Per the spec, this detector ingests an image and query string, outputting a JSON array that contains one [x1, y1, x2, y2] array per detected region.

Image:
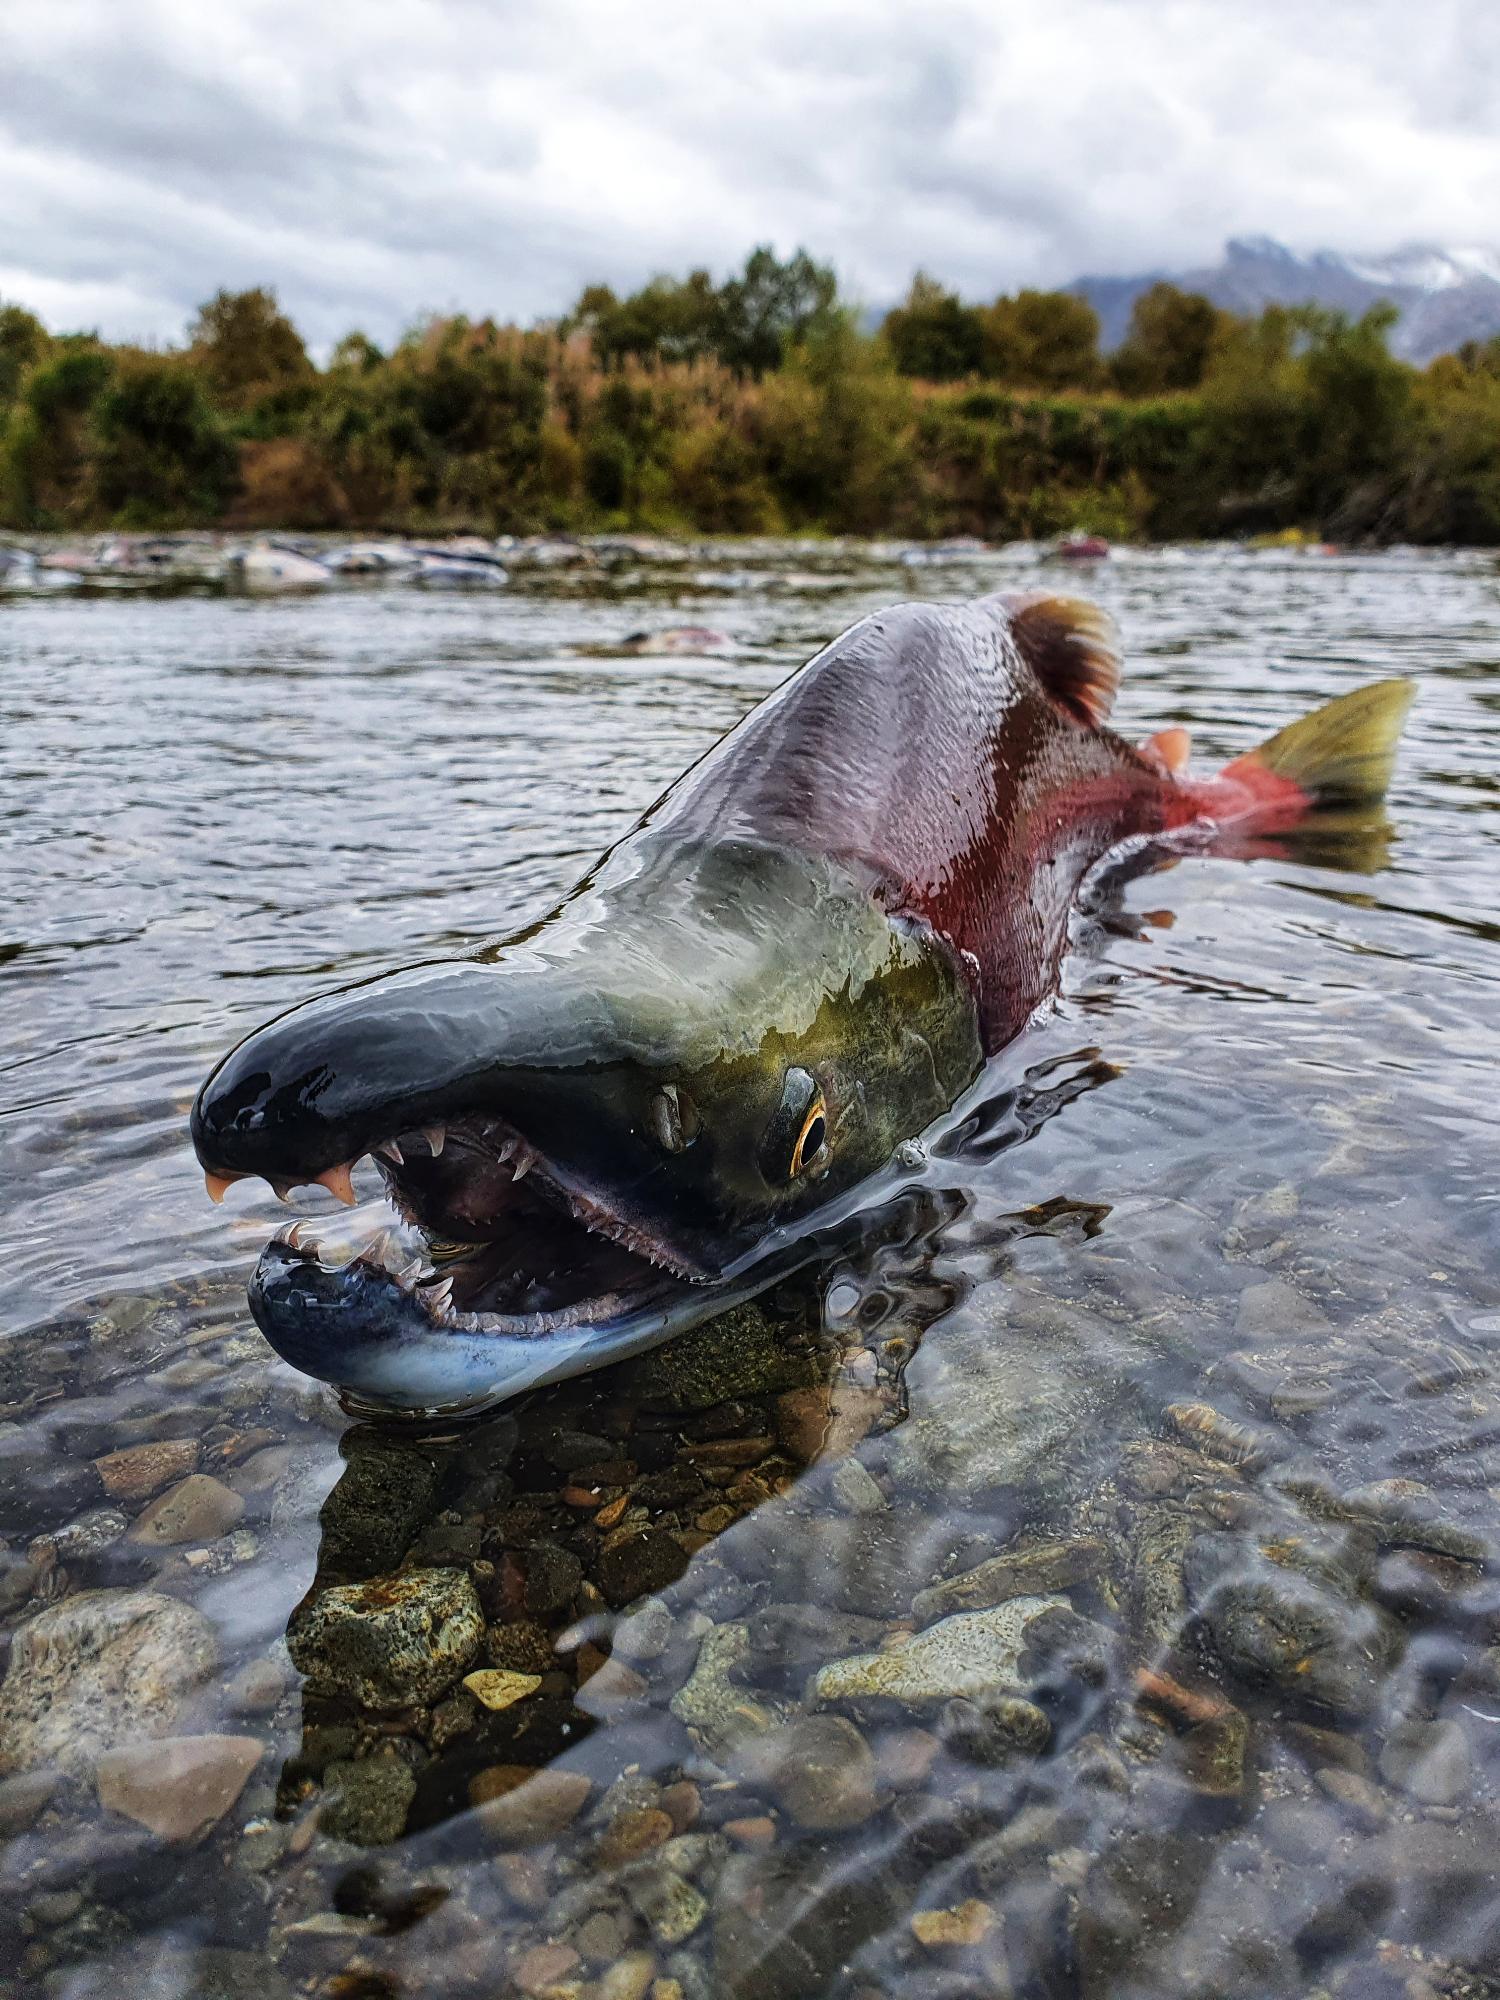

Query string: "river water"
[[2, 541, 1499, 2000]]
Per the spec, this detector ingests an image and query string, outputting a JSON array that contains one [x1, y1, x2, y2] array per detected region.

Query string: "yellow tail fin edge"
[[1241, 678, 1416, 807]]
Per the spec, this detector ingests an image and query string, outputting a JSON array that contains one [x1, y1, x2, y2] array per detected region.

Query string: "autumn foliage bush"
[[4, 250, 1500, 542]]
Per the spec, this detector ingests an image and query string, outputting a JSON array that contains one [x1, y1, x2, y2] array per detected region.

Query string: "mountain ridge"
[[1071, 237, 1500, 362]]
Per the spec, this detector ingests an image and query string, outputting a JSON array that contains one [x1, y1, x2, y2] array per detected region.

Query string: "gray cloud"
[[2, 0, 1498, 351]]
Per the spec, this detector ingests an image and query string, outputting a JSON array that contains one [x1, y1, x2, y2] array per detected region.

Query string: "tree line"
[[4, 245, 1500, 543]]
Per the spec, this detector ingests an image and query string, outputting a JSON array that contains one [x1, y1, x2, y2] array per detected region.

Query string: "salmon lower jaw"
[[233, 1111, 697, 1340]]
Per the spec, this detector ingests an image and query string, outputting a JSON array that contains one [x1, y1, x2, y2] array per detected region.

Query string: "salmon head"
[[191, 835, 983, 1411]]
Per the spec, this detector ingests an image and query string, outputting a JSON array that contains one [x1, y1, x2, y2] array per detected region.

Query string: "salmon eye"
[[791, 1101, 828, 1177], [762, 1067, 830, 1183]]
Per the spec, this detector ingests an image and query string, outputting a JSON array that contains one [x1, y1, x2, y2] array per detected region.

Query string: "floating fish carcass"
[[410, 546, 509, 588], [324, 541, 422, 577], [236, 541, 335, 591], [617, 625, 734, 656], [1053, 532, 1112, 561]]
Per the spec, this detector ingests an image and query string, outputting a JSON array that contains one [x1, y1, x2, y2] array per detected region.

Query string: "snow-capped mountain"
[[1073, 237, 1500, 362]]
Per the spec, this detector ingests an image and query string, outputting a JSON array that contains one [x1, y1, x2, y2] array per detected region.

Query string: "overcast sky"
[[4, 0, 1498, 352]]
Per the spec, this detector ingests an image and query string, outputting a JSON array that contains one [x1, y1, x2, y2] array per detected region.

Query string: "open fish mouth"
[[204, 1111, 702, 1406]]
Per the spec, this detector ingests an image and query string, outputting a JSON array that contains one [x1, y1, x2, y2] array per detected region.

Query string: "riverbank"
[[6, 278, 1500, 547]]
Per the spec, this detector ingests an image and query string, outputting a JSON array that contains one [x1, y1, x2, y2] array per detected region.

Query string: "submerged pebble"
[[470, 1766, 592, 1845], [1185, 1533, 1402, 1715], [810, 1596, 1069, 1711], [128, 1473, 246, 1546], [93, 1438, 200, 1502], [884, 1338, 1105, 1503], [732, 1714, 881, 1828], [27, 1505, 129, 1565], [913, 1535, 1108, 1623], [319, 1754, 418, 1844], [940, 1691, 1052, 1764], [463, 1668, 543, 1711], [1377, 1718, 1472, 1805], [0, 1588, 216, 1775], [95, 1733, 263, 1842], [671, 1621, 784, 1755]]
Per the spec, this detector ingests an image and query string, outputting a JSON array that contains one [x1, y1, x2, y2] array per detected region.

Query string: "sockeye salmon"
[[191, 593, 1414, 1411]]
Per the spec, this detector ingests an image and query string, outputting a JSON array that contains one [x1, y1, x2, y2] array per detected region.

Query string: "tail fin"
[[1224, 678, 1416, 808]]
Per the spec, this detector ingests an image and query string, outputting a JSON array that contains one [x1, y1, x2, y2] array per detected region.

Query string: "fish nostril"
[[650, 1084, 699, 1153]]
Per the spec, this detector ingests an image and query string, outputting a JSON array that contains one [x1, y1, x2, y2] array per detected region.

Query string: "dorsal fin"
[[997, 591, 1122, 729]]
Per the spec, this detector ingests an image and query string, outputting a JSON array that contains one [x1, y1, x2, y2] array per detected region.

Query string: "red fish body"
[[630, 592, 1365, 1055]]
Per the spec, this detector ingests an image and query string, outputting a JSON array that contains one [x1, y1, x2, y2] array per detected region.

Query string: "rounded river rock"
[[0, 1588, 218, 1775]]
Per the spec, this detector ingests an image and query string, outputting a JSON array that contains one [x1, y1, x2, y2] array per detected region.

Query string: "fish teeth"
[[423, 1126, 446, 1157], [426, 1276, 454, 1315], [376, 1138, 404, 1165], [316, 1162, 359, 1207], [512, 1153, 532, 1181]]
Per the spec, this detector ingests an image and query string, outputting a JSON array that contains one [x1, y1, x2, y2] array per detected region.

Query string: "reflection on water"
[[2, 540, 1500, 1999]]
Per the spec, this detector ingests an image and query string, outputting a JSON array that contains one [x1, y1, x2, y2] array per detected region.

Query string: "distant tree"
[[1292, 303, 1411, 528], [981, 290, 1101, 390], [1111, 284, 1232, 394], [91, 353, 239, 521], [572, 270, 721, 366], [187, 287, 313, 407], [329, 331, 385, 374], [0, 303, 48, 402], [568, 249, 840, 376], [712, 246, 841, 375], [1, 339, 114, 523], [883, 273, 986, 381]]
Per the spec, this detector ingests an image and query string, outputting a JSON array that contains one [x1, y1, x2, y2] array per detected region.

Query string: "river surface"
[[2, 540, 1499, 2000]]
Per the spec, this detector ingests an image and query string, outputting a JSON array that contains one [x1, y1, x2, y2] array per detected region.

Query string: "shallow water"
[[2, 540, 1500, 2000]]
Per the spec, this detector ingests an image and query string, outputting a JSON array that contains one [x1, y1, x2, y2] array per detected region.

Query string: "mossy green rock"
[[626, 1301, 821, 1412], [288, 1567, 483, 1711], [316, 1436, 446, 1578], [320, 1755, 417, 1844]]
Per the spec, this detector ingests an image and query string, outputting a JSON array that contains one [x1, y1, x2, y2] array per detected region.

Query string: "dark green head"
[[192, 838, 982, 1409]]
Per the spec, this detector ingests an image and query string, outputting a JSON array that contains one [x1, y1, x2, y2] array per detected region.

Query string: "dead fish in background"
[[618, 625, 733, 655], [192, 591, 1414, 1411]]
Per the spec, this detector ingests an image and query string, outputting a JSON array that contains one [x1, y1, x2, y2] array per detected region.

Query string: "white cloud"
[[3, 0, 1498, 350]]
